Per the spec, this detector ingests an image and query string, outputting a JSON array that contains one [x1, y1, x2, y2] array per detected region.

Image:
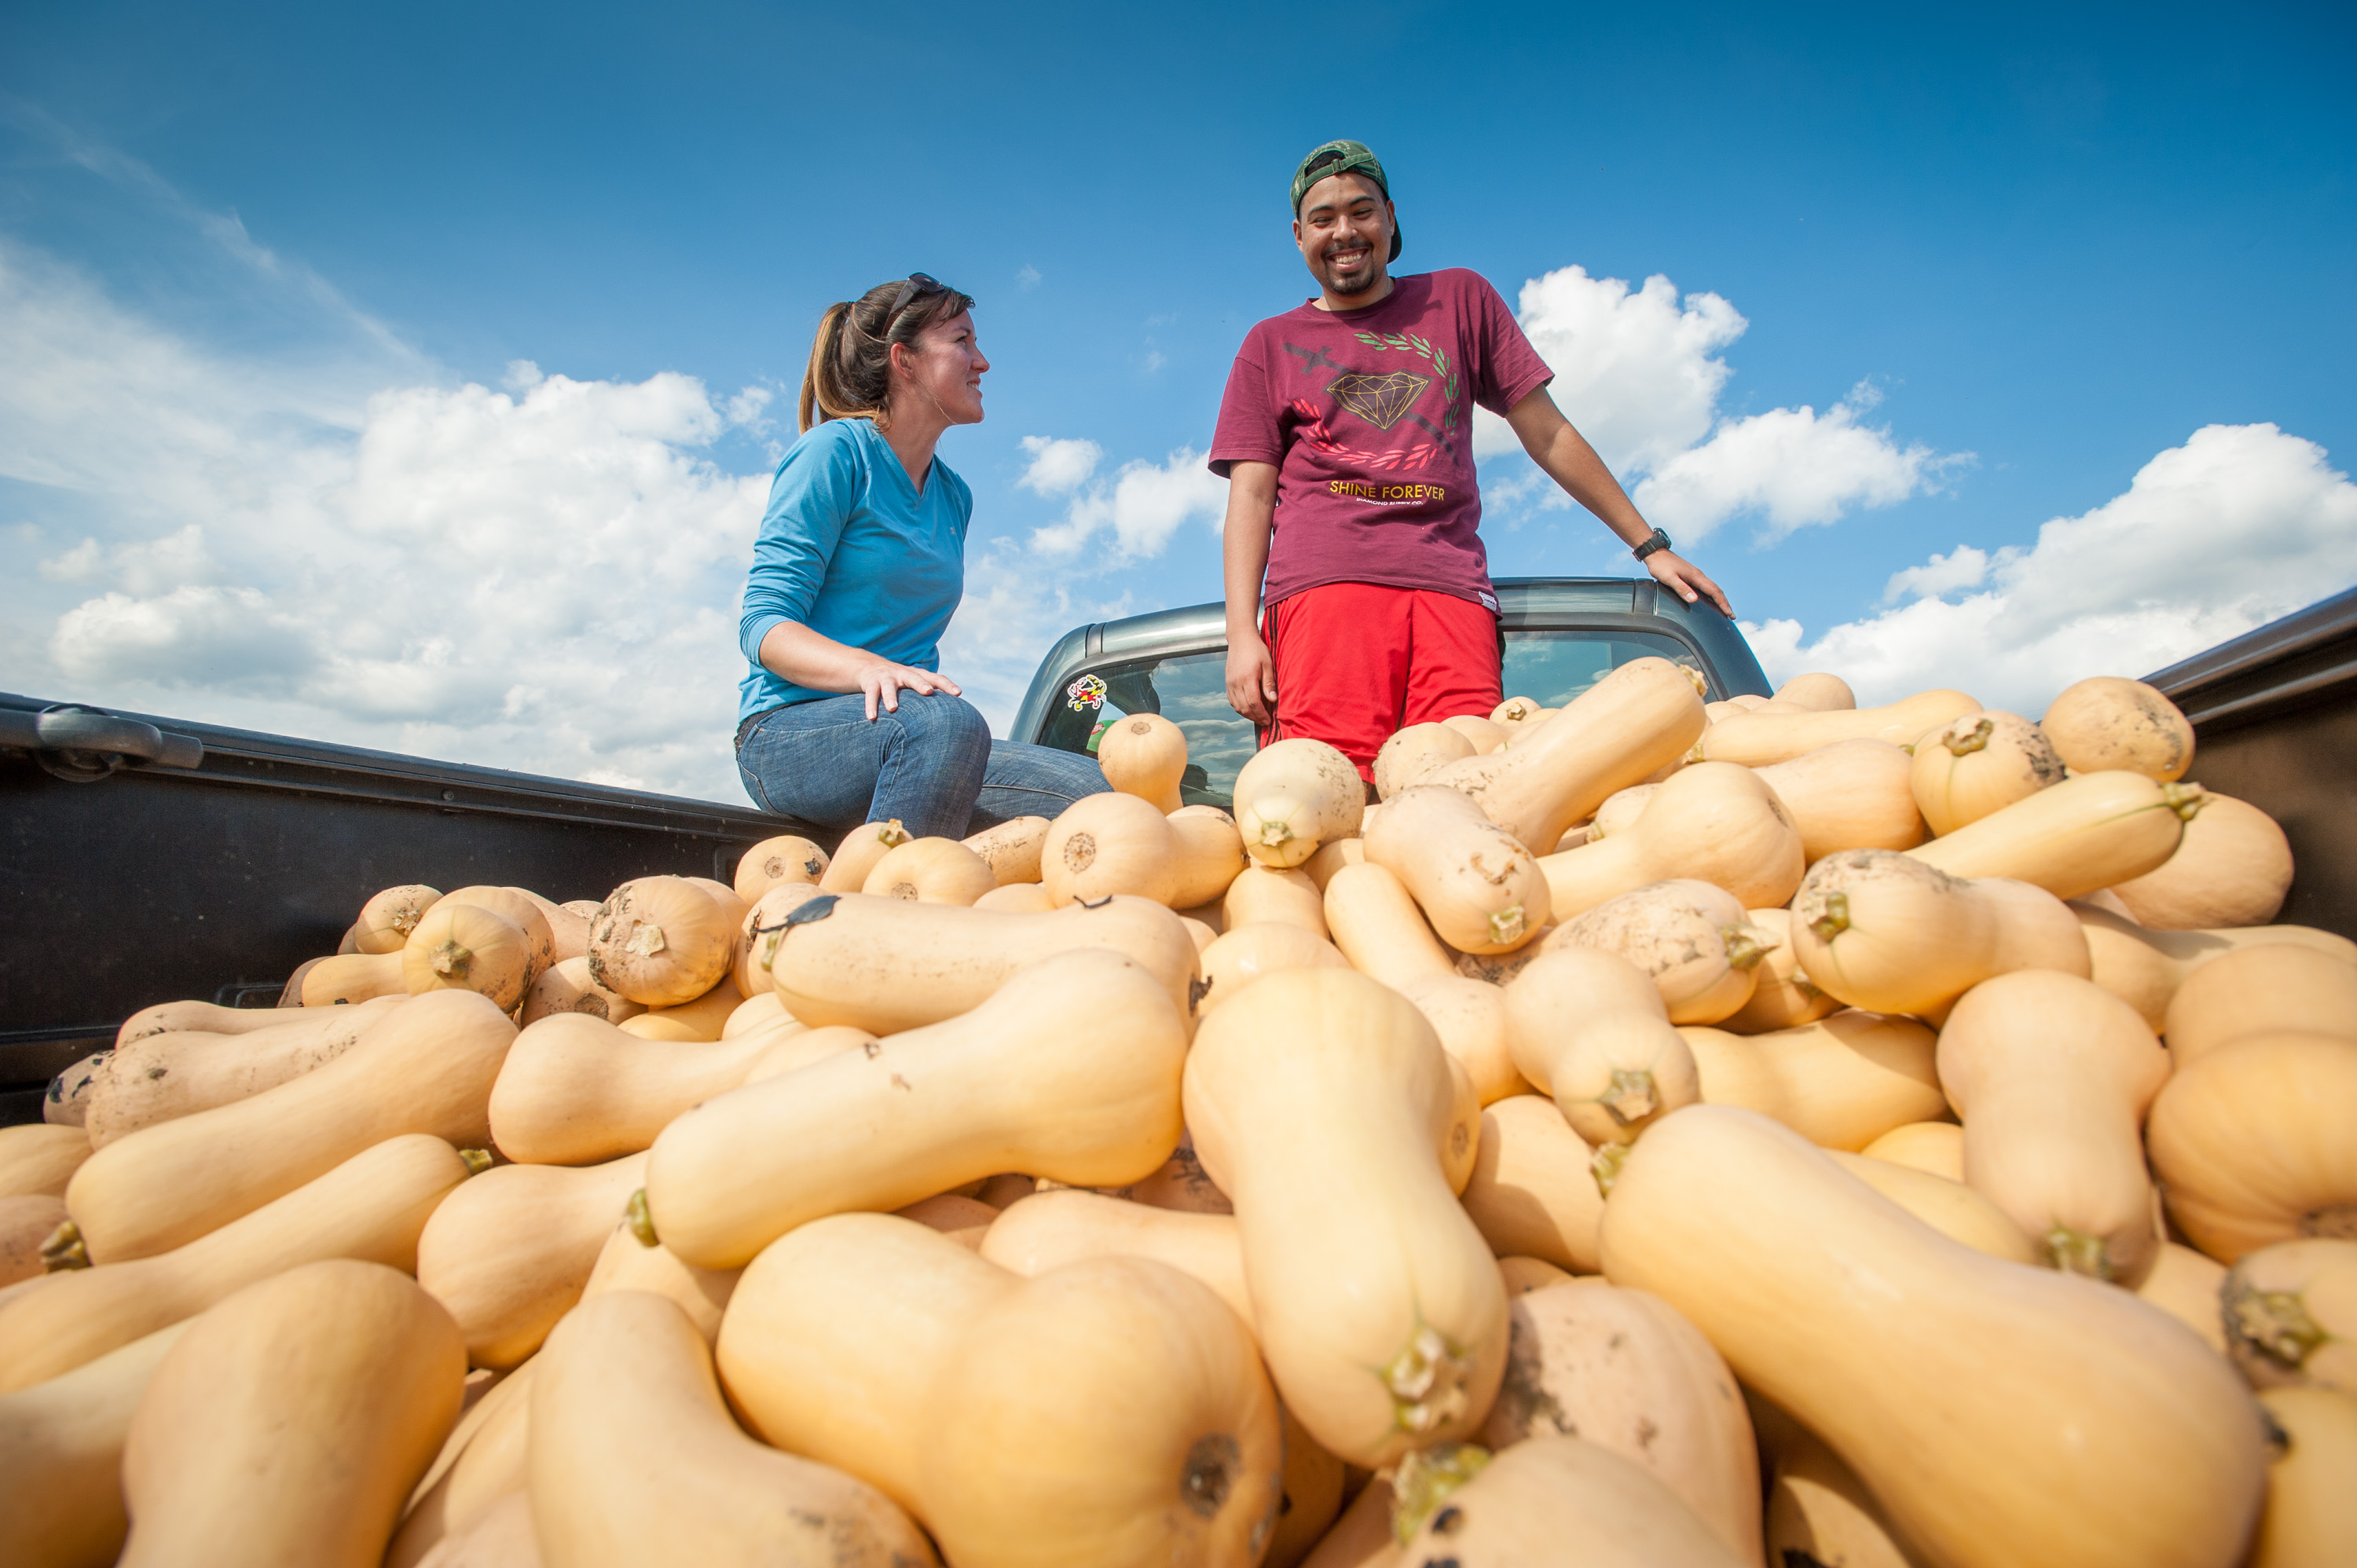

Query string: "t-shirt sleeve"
[[1207, 332, 1281, 478], [1468, 273, 1555, 418], [737, 427, 860, 666]]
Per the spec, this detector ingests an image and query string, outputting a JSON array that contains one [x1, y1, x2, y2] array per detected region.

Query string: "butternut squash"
[[0, 1196, 65, 1287], [820, 819, 908, 893], [42, 1051, 103, 1127], [0, 1123, 90, 1199], [980, 1189, 1254, 1331], [1555, 879, 1772, 1024], [1098, 710, 1189, 812], [1861, 1119, 1965, 1180], [2136, 1240, 2230, 1354], [1502, 947, 1698, 1145], [732, 880, 827, 995], [1322, 862, 1455, 989], [760, 888, 1200, 1035], [1677, 1010, 1946, 1150], [2113, 792, 2296, 929], [1789, 849, 2089, 1017], [360, 884, 446, 954], [861, 835, 996, 906], [1198, 923, 1348, 1017], [2223, 1238, 2357, 1393], [973, 879, 1057, 913], [1476, 1280, 1761, 1563], [120, 1260, 465, 1568], [581, 1221, 740, 1346], [2073, 900, 2357, 1029], [116, 997, 346, 1047], [1373, 722, 1474, 800], [519, 955, 643, 1027], [1775, 671, 1856, 710], [1043, 789, 1247, 907], [386, 1361, 533, 1568], [1538, 760, 1804, 920], [304, 950, 410, 1005], [0, 1321, 189, 1568], [956, 816, 1049, 890], [1234, 737, 1365, 868], [1460, 1097, 1604, 1273], [405, 903, 534, 1011], [739, 1023, 868, 1084], [1698, 687, 1980, 767], [717, 1213, 1281, 1568], [1826, 1152, 2038, 1262], [1222, 863, 1329, 936], [1908, 709, 2065, 836], [0, 1133, 472, 1390], [587, 877, 739, 1007], [429, 888, 559, 983], [1441, 713, 1509, 754], [1498, 1255, 1575, 1295], [489, 1015, 770, 1165], [1263, 1406, 1346, 1568], [1937, 969, 2170, 1282], [1717, 906, 1840, 1032], [1424, 656, 1706, 855], [1908, 768, 2204, 898], [1362, 783, 1549, 954], [1599, 1104, 2268, 1568], [896, 1192, 999, 1249], [720, 988, 786, 1035], [1183, 967, 1505, 1466], [729, 832, 829, 904], [2148, 1033, 2357, 1262], [1754, 737, 1930, 859], [1393, 1436, 1747, 1566], [65, 988, 514, 1262], [410, 1491, 538, 1568], [1298, 1475, 1398, 1568], [529, 1289, 937, 1568], [647, 947, 1186, 1268], [1397, 976, 1529, 1105], [416, 1151, 647, 1370], [1300, 836, 1367, 891], [1751, 1394, 1926, 1568], [84, 993, 406, 1145], [2163, 943, 2357, 1068], [519, 890, 591, 965], [614, 975, 742, 1042], [2249, 1387, 2357, 1568], [2042, 675, 2195, 781]]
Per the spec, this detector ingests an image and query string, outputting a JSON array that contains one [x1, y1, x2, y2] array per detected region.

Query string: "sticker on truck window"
[[1065, 673, 1108, 712]]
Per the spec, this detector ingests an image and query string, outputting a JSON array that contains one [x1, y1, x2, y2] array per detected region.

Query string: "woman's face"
[[893, 310, 988, 427]]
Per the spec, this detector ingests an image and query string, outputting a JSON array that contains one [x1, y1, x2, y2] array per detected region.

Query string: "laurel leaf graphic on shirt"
[[1326, 370, 1433, 430]]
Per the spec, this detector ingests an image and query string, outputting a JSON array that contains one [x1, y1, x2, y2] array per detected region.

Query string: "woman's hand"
[[1226, 631, 1279, 727], [1647, 551, 1733, 618], [857, 659, 962, 720]]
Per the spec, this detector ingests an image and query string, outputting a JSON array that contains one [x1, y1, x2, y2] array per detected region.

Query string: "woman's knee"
[[884, 693, 992, 760]]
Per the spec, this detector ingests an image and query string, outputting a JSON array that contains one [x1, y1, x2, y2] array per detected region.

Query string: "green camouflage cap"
[[1290, 139, 1402, 262]]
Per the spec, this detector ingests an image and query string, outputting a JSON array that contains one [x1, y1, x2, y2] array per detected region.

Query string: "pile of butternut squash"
[[4, 661, 2354, 1568]]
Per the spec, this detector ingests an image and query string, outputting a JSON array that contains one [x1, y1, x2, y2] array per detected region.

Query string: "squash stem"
[[2225, 1278, 2327, 1373], [1721, 924, 1772, 971], [431, 940, 473, 979], [1806, 893, 1850, 945], [1589, 1140, 1633, 1197], [1390, 1442, 1491, 1544], [1600, 1068, 1659, 1127], [2162, 782, 2208, 822], [38, 1219, 90, 1273], [626, 1188, 660, 1248], [1383, 1324, 1478, 1437], [1487, 906, 1527, 947], [458, 1148, 496, 1175], [1943, 717, 1995, 756], [2044, 1226, 2113, 1280]]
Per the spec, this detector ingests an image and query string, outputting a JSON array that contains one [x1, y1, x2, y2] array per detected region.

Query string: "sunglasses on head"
[[888, 272, 951, 320]]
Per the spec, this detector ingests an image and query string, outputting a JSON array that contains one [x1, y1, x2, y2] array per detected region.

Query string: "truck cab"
[[1010, 577, 1772, 809]]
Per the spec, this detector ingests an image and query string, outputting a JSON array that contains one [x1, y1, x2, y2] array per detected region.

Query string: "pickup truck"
[[5, 577, 2351, 1126]]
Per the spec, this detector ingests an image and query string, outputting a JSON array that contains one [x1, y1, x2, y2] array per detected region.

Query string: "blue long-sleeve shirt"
[[735, 418, 971, 731]]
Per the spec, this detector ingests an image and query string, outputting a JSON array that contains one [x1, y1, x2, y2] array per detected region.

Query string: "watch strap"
[[1632, 527, 1672, 562]]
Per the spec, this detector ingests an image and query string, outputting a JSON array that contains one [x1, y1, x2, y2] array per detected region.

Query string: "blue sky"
[[4, 1, 2353, 800]]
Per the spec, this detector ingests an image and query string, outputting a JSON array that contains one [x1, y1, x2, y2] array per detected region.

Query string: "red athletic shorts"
[[1261, 581, 1503, 782]]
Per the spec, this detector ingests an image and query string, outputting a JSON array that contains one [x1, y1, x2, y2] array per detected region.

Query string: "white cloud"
[[1472, 265, 1962, 543], [937, 539, 1132, 734], [1017, 434, 1102, 496], [1017, 265, 1042, 290], [1745, 423, 2357, 713], [1026, 446, 1227, 559], [1633, 383, 1966, 542]]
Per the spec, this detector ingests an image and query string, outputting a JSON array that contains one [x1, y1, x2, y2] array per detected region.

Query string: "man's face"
[[1292, 172, 1394, 299]]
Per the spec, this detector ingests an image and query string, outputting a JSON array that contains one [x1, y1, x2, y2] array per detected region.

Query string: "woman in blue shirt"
[[735, 274, 1109, 840]]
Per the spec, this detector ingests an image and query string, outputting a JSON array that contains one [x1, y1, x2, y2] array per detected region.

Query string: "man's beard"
[[1324, 251, 1382, 294]]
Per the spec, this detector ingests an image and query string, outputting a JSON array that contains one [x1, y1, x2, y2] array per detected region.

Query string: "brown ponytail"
[[797, 277, 977, 434]]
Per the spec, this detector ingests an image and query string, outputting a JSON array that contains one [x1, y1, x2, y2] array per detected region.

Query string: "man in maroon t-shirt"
[[1211, 139, 1732, 784]]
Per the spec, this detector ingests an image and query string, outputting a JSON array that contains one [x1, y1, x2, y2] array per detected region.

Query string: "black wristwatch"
[[1632, 527, 1672, 562]]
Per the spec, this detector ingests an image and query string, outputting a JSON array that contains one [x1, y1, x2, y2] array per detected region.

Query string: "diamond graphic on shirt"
[[1326, 370, 1431, 431]]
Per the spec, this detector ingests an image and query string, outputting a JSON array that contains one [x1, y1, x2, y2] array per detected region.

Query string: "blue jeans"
[[735, 692, 1110, 842]]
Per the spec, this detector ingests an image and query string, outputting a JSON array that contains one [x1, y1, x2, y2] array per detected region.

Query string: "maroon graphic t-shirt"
[[1209, 269, 1554, 613]]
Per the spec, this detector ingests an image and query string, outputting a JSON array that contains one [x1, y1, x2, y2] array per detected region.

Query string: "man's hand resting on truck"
[[855, 660, 962, 721], [1646, 550, 1734, 619], [1226, 632, 1279, 727]]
